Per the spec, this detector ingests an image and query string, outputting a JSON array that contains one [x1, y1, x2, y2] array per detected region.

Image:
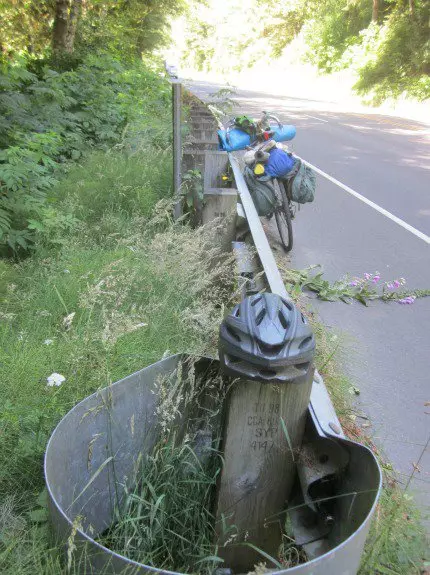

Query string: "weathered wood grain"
[[214, 369, 313, 571]]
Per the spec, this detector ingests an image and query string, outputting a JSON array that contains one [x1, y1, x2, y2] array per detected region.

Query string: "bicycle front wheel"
[[274, 180, 293, 252]]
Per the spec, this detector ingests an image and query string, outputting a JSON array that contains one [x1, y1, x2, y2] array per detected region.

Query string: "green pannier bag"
[[284, 159, 316, 204], [243, 166, 277, 216]]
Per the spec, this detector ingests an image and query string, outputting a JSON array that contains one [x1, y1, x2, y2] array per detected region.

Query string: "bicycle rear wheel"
[[274, 179, 293, 252]]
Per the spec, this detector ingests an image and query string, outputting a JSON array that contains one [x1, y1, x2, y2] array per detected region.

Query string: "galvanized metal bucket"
[[45, 354, 381, 574]]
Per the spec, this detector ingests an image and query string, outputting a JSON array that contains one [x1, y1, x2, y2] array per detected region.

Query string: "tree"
[[65, 0, 83, 52], [52, 0, 83, 53], [78, 0, 188, 57], [372, 0, 379, 22]]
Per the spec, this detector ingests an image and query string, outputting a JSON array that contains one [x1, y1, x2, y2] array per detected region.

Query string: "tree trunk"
[[53, 0, 71, 52], [65, 0, 83, 52], [372, 0, 379, 22], [409, 0, 415, 17]]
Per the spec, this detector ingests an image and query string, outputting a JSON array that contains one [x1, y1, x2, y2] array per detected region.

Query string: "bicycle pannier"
[[243, 166, 277, 216], [285, 159, 316, 204]]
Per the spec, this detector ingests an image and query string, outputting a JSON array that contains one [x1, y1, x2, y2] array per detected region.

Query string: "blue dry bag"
[[218, 125, 296, 152], [264, 148, 296, 178]]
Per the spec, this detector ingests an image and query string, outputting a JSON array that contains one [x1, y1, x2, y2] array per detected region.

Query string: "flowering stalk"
[[284, 266, 430, 306]]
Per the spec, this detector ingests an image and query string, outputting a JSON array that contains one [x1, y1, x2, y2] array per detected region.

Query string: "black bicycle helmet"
[[219, 293, 315, 383]]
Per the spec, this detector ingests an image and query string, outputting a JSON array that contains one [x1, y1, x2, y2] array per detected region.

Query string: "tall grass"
[[102, 365, 227, 573], [0, 123, 236, 572]]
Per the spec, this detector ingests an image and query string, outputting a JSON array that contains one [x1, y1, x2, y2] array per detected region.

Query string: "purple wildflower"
[[397, 296, 415, 305], [350, 281, 358, 287], [393, 280, 400, 288], [364, 273, 371, 280], [372, 275, 380, 283]]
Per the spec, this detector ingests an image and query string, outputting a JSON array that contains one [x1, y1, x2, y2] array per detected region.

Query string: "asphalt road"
[[187, 79, 430, 528]]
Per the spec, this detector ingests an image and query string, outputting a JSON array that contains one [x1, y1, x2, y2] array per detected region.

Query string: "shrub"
[[0, 55, 171, 253]]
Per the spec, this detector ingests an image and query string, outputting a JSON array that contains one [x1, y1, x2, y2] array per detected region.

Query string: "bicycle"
[[273, 177, 294, 252], [228, 111, 296, 252]]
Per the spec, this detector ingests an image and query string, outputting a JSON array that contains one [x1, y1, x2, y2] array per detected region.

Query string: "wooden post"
[[214, 367, 313, 571], [202, 151, 237, 251]]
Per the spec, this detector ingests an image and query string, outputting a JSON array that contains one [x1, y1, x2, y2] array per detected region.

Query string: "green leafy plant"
[[0, 55, 171, 253], [282, 265, 430, 306], [207, 87, 237, 118], [180, 169, 204, 215]]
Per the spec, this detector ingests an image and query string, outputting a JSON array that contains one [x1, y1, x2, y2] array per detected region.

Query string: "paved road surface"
[[187, 79, 430, 528]]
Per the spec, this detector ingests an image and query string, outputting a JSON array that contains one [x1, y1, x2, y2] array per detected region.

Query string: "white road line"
[[297, 156, 430, 244], [305, 114, 329, 123]]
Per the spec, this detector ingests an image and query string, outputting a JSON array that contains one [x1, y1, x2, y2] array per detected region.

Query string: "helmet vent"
[[251, 295, 263, 307], [301, 313, 307, 324], [278, 311, 289, 329], [259, 341, 284, 354], [283, 299, 293, 311], [259, 368, 277, 378], [226, 326, 241, 342], [256, 309, 266, 326], [295, 362, 310, 371], [234, 307, 240, 317], [299, 336, 313, 350]]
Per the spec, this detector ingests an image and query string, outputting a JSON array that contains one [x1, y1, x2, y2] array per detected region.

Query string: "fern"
[[0, 205, 12, 240]]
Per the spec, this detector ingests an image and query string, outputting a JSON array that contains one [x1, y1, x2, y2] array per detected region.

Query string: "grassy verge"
[[0, 117, 237, 572], [2, 214, 427, 573]]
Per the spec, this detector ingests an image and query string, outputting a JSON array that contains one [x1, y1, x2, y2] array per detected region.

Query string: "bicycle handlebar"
[[262, 111, 282, 128]]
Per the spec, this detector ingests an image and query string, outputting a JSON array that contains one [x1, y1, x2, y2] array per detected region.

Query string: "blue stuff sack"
[[272, 125, 296, 143], [218, 128, 251, 152], [218, 124, 296, 152], [265, 148, 296, 178]]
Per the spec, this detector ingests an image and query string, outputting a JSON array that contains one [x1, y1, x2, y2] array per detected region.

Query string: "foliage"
[[0, 54, 171, 252], [180, 169, 204, 215], [181, 0, 267, 74], [181, 0, 429, 102], [0, 0, 189, 60], [0, 144, 236, 573], [302, 0, 373, 73], [105, 436, 222, 572], [281, 265, 430, 306], [360, 485, 428, 574], [75, 0, 188, 60], [353, 5, 430, 103], [0, 0, 53, 57]]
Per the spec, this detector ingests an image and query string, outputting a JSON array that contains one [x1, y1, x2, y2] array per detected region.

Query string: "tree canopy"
[[0, 0, 188, 60], [181, 0, 429, 102]]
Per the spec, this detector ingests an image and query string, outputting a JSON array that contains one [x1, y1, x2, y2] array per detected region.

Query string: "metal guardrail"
[[228, 152, 345, 439], [167, 79, 382, 569], [228, 154, 293, 301]]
